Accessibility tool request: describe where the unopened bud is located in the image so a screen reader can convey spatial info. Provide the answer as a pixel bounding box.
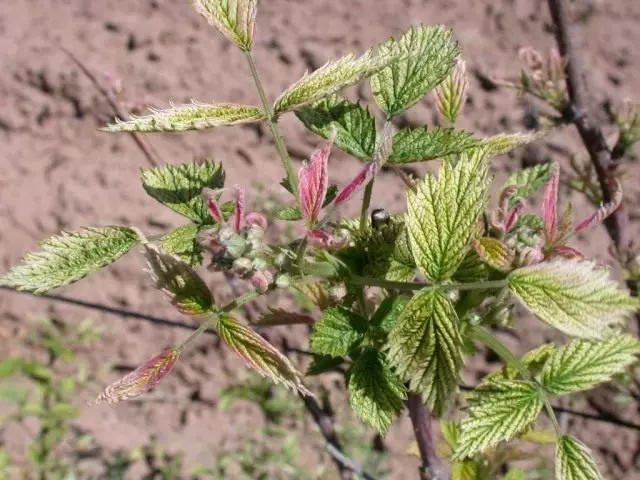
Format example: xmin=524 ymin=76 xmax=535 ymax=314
xmin=250 ymin=271 xmax=272 ymax=293
xmin=232 ymin=257 xmax=254 ymax=277
xmin=275 ymin=273 xmax=291 ymax=288
xmin=328 ymin=283 xmax=347 ymax=303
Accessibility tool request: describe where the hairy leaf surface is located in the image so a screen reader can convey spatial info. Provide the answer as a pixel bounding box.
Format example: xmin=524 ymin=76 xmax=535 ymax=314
xmin=387 ymin=289 xmax=462 ymax=414
xmin=193 ymin=0 xmax=257 ymax=50
xmin=503 ymin=163 xmax=556 ymax=207
xmin=1 ymin=227 xmax=138 ymax=294
xmin=388 ymin=127 xmax=478 ymax=164
xmin=104 ymin=103 xmax=265 ymax=132
xmin=371 ymin=25 xmax=459 ymax=117
xmin=508 ymin=259 xmax=639 ymax=339
xmin=348 ymin=348 xmax=407 ymax=434
xmin=406 ymin=148 xmax=489 ymax=281
xmin=555 ymin=436 xmax=603 ymax=480
xmin=295 ymin=95 xmax=376 ymax=159
xmin=455 ymin=380 xmax=543 ymax=459
xmin=218 ymin=314 xmax=310 ymax=395
xmin=141 ymin=160 xmax=225 ymax=223
xmin=541 ymin=335 xmax=640 ymax=394
xmin=310 ymin=307 xmax=368 ymax=357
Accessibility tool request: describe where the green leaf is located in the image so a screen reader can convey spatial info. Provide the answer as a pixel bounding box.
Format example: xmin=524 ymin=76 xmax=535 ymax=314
xmin=487 ymin=344 xmax=555 ymax=382
xmin=508 ymin=259 xmax=639 ymax=339
xmin=141 ymin=160 xmax=225 ymax=222
xmin=387 ymin=127 xmax=478 ymax=164
xmin=192 ymin=0 xmax=257 ymax=50
xmin=452 ymin=250 xmax=489 ymax=283
xmin=144 ymin=244 xmax=214 ymax=316
xmin=348 ymin=348 xmax=407 ymax=434
xmin=103 ymin=103 xmax=265 ymax=132
xmin=452 ymin=461 xmax=478 ymax=480
xmin=295 ymin=95 xmax=377 ymax=159
xmin=310 ymin=307 xmax=368 ymax=358
xmin=274 ymin=49 xmax=387 ymax=114
xmin=217 ymin=314 xmax=310 ymax=395
xmin=371 ymin=295 xmax=410 ymax=333
xmin=480 ymin=132 xmax=538 ymax=156
xmin=275 ymin=206 xmax=303 ymax=221
xmin=555 ymin=436 xmax=603 ymax=480
xmin=471 ymin=237 xmax=514 ymax=272
xmin=370 ymin=25 xmax=459 ymax=117
xmin=503 ymin=163 xmax=555 ymax=207
xmin=502 ymin=469 xmax=527 ymax=480
xmin=454 ymin=380 xmax=543 ymax=459
xmin=387 ymin=289 xmax=462 ymax=415
xmin=306 ymin=355 xmax=344 ymax=376
xmin=541 ymin=335 xmax=640 ymax=395
xmin=161 ymin=224 xmax=205 ymax=266
xmin=1 ymin=227 xmax=138 ymax=294
xmin=406 ymin=147 xmax=490 ymax=281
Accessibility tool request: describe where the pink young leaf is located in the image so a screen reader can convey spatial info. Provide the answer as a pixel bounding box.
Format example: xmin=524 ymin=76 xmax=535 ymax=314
xmin=202 ymin=188 xmax=224 ymax=224
xmin=334 ymin=162 xmax=380 ymax=207
xmin=542 ymin=164 xmax=560 ymax=244
xmin=232 ymin=185 xmax=246 ymax=233
xmin=245 ymin=212 xmax=268 ymax=230
xmin=504 ymin=201 xmax=523 ymax=233
xmin=552 ymin=245 xmax=584 ymax=259
xmin=298 ymin=140 xmax=331 ymax=225
xmin=519 ymin=247 xmax=545 ymax=266
xmin=95 ymin=349 xmax=179 ymax=405
xmin=499 ymin=185 xmax=520 ymax=219
xmin=574 ymin=179 xmax=623 ymax=233
xmin=307 ymin=229 xmax=347 ymax=249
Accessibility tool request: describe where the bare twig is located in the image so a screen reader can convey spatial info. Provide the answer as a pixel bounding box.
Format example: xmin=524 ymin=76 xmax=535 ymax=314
xmin=58 ymin=45 xmax=161 ymax=167
xmin=407 ymin=393 xmax=450 ymax=480
xmin=546 ymin=0 xmax=640 ymax=331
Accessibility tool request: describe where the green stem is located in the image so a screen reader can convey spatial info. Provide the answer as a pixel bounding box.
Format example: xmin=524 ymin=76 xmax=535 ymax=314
xmin=359 ymin=179 xmax=375 ymax=233
xmin=349 ymin=276 xmax=508 ymax=292
xmin=244 ymin=51 xmax=298 ymax=197
xmin=469 ymin=325 xmax=562 ymax=436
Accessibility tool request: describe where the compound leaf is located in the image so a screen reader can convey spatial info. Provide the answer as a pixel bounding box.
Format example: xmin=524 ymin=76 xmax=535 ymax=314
xmin=454 ymin=380 xmax=543 ymax=459
xmin=508 ymin=259 xmax=639 ymax=339
xmin=388 ymin=127 xmax=478 ymax=164
xmin=104 ymin=103 xmax=265 ymax=132
xmin=371 ymin=25 xmax=459 ymax=117
xmin=387 ymin=289 xmax=462 ymax=415
xmin=310 ymin=307 xmax=368 ymax=358
xmin=218 ymin=314 xmax=310 ymax=395
xmin=1 ymin=227 xmax=138 ymax=294
xmin=348 ymin=348 xmax=407 ymax=434
xmin=541 ymin=335 xmax=640 ymax=395
xmin=295 ymin=95 xmax=377 ymax=159
xmin=555 ymin=436 xmax=603 ymax=480
xmin=141 ymin=160 xmax=225 ymax=223
xmin=406 ymin=147 xmax=490 ymax=281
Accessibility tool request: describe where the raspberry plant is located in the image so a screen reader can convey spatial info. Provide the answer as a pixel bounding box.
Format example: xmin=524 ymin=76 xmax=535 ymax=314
xmin=2 ymin=1 xmax=639 ymax=478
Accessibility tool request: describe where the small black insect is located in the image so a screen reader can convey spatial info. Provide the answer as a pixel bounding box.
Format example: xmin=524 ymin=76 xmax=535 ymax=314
xmin=371 ymin=208 xmax=390 ymax=230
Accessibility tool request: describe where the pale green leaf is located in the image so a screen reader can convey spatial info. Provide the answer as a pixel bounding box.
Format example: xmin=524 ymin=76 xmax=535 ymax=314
xmin=103 ymin=103 xmax=265 ymax=132
xmin=541 ymin=335 xmax=640 ymax=395
xmin=487 ymin=344 xmax=555 ymax=382
xmin=144 ymin=244 xmax=213 ymax=316
xmin=388 ymin=127 xmax=478 ymax=164
xmin=452 ymin=461 xmax=478 ymax=480
xmin=480 ymin=132 xmax=538 ymax=156
xmin=406 ymin=147 xmax=490 ymax=281
xmin=348 ymin=348 xmax=407 ymax=434
xmin=161 ymin=224 xmax=204 ymax=266
xmin=193 ymin=0 xmax=257 ymax=50
xmin=217 ymin=314 xmax=310 ymax=395
xmin=370 ymin=25 xmax=459 ymax=117
xmin=295 ymin=95 xmax=376 ymax=159
xmin=275 ymin=206 xmax=303 ymax=221
xmin=387 ymin=289 xmax=462 ymax=415
xmin=454 ymin=380 xmax=543 ymax=459
xmin=452 ymin=250 xmax=489 ymax=283
xmin=371 ymin=295 xmax=410 ymax=334
xmin=141 ymin=160 xmax=225 ymax=222
xmin=472 ymin=237 xmax=515 ymax=272
xmin=310 ymin=307 xmax=368 ymax=358
xmin=555 ymin=436 xmax=603 ymax=480
xmin=274 ymin=50 xmax=387 ymax=114
xmin=1 ymin=227 xmax=138 ymax=294
xmin=504 ymin=163 xmax=555 ymax=207
xmin=435 ymin=59 xmax=468 ymax=123
xmin=503 ymin=469 xmax=527 ymax=480
xmin=508 ymin=259 xmax=639 ymax=339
